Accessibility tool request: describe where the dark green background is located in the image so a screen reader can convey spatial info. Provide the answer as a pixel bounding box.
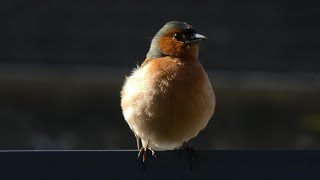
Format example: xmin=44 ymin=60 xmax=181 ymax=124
xmin=0 ymin=0 xmax=319 ymax=149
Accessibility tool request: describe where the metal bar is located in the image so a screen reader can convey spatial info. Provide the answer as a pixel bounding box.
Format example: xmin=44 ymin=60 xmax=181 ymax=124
xmin=0 ymin=150 xmax=319 ymax=179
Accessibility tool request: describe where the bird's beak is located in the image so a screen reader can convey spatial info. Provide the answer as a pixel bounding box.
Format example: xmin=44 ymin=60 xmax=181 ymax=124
xmin=187 ymin=33 xmax=207 ymax=44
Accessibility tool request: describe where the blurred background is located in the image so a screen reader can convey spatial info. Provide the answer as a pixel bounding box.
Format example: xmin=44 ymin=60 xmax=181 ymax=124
xmin=0 ymin=0 xmax=319 ymax=150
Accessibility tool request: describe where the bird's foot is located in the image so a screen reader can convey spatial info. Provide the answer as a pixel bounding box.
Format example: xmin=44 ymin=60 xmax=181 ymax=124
xmin=137 ymin=146 xmax=156 ymax=162
xmin=137 ymin=141 xmax=156 ymax=170
xmin=182 ymin=142 xmax=197 ymax=171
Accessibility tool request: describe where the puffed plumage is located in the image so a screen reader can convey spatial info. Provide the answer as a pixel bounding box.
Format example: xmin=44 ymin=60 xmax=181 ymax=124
xmin=121 ymin=21 xmax=215 ymax=151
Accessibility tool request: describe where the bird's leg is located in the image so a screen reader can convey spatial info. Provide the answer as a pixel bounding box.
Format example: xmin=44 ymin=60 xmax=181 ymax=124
xmin=137 ymin=140 xmax=156 ymax=162
xmin=182 ymin=141 xmax=197 ymax=171
xmin=135 ymin=134 xmax=142 ymax=150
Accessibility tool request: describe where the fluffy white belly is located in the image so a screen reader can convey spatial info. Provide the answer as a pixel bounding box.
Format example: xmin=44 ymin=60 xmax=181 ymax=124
xmin=121 ymin=60 xmax=215 ymax=150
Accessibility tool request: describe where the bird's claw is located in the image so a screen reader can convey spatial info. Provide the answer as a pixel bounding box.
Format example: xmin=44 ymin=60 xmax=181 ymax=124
xmin=137 ymin=143 xmax=156 ymax=171
xmin=183 ymin=142 xmax=197 ymax=171
xmin=137 ymin=147 xmax=156 ymax=162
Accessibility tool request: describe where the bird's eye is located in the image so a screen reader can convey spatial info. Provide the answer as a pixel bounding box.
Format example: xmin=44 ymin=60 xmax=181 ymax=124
xmin=173 ymin=33 xmax=185 ymax=41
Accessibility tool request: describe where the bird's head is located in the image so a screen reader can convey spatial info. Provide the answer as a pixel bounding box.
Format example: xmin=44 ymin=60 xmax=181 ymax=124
xmin=146 ymin=21 xmax=207 ymax=61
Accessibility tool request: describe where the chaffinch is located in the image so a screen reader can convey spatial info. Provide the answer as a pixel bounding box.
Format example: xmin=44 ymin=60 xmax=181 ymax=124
xmin=121 ymin=21 xmax=215 ymax=161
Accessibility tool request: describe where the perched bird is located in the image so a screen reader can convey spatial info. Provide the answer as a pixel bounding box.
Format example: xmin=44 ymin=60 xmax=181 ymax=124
xmin=121 ymin=21 xmax=215 ymax=160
